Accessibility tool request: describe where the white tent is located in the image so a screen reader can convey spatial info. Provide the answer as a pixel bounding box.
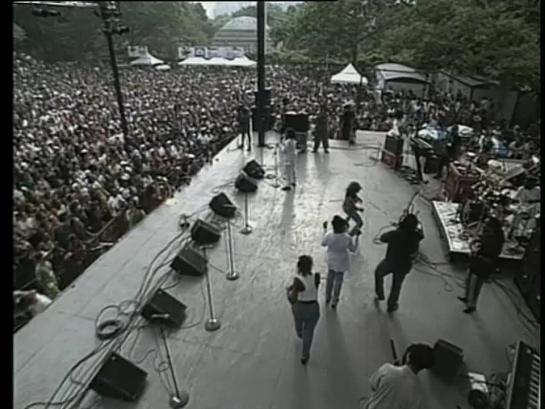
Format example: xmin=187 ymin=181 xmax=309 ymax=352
xmin=208 ymin=57 xmax=228 ymax=66
xmin=331 ymin=64 xmax=368 ymax=86
xmin=229 ymin=56 xmax=256 ymax=67
xmin=129 ymin=53 xmax=163 ymax=66
xmin=178 ymin=57 xmax=208 ymax=66
xmin=155 ymin=64 xmax=171 ymax=71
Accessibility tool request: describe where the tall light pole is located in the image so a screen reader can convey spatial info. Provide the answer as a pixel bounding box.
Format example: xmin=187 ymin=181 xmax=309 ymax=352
xmin=256 ymin=0 xmax=266 ymax=147
xmin=97 ymin=1 xmax=129 ymax=138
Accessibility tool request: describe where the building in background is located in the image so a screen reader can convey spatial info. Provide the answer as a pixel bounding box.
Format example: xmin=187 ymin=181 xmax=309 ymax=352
xmin=212 ymin=16 xmax=271 ymax=54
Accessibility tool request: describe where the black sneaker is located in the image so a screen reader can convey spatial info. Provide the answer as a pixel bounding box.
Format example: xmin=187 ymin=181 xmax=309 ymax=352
xmin=387 ymin=304 xmax=399 ymax=312
xmin=457 ymin=296 xmax=467 ymax=303
xmin=301 ymin=357 xmax=308 ymax=365
xmin=324 ymin=150 xmax=329 ymax=154
xmin=282 ymin=186 xmax=292 ymax=191
xmin=463 ymin=307 xmax=476 ymax=314
xmin=375 ymin=296 xmax=385 ymax=301
xmin=331 ymin=302 xmax=337 ymax=309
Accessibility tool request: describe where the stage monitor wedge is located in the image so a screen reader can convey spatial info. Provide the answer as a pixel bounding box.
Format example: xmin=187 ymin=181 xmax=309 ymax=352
xmin=235 ymin=173 xmax=257 ymax=193
xmin=90 ymin=352 xmax=147 ymax=402
xmin=209 ymin=193 xmax=237 ymax=219
xmin=171 ymin=245 xmax=208 ymax=276
xmin=141 ymin=289 xmax=187 ymax=328
xmin=190 ymin=219 xmax=221 ymax=246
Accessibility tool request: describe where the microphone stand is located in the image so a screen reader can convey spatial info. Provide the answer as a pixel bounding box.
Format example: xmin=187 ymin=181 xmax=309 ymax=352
xmin=240 ymin=193 xmax=253 ymax=235
xmin=202 ymin=247 xmax=221 ymax=331
xmin=271 ymin=143 xmax=281 ymax=188
xmin=225 ymin=219 xmax=239 ymax=280
xmin=159 ymin=325 xmax=190 ymax=408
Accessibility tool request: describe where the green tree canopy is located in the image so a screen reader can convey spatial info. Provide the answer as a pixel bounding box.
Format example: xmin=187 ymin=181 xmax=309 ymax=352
xmin=13 ymin=1 xmax=213 ymax=62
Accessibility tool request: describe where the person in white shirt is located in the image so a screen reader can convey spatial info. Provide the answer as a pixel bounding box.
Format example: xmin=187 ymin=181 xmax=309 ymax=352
xmin=321 ymin=215 xmax=357 ymax=308
xmin=286 ymin=255 xmax=320 ymax=364
xmin=281 ymin=128 xmax=298 ymax=191
xmin=360 ymin=343 xmax=434 ymax=409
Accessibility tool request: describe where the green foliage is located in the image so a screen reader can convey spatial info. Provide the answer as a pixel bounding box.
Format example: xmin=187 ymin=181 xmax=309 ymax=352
xmin=14 ymin=1 xmax=214 ymax=62
xmin=279 ymin=0 xmax=540 ymax=90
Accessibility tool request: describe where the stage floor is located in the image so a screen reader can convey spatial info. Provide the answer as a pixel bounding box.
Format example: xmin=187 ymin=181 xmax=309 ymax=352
xmin=14 ymin=132 xmax=539 ymax=409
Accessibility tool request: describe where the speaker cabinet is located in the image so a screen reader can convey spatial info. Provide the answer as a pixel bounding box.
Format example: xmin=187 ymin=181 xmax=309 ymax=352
xmin=251 ymin=107 xmax=273 ymax=131
xmin=141 ymin=289 xmax=187 ymax=327
xmin=254 ymin=88 xmax=271 ymax=106
xmin=285 ymin=113 xmax=309 ymax=133
xmin=243 ymin=160 xmax=265 ymax=179
xmin=190 ymin=219 xmax=221 ymax=246
xmin=170 ymin=245 xmax=208 ymax=276
xmin=235 ymin=173 xmax=257 ymax=193
xmin=90 ymin=352 xmax=147 ymax=402
xmin=209 ymin=193 xmax=236 ymax=219
xmin=432 ymin=339 xmax=464 ymax=379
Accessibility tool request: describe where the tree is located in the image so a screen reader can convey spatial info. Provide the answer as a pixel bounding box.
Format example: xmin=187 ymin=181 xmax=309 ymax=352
xmin=13 ymin=1 xmax=214 ymax=62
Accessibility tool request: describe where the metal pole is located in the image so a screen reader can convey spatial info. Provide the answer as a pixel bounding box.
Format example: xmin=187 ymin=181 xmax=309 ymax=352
xmin=225 ymin=220 xmax=239 ymax=280
xmin=240 ymin=193 xmax=253 ymax=235
xmin=203 ymin=247 xmax=220 ymax=331
xmin=160 ymin=326 xmax=190 ymax=408
xmin=272 ymin=144 xmax=280 ymax=188
xmin=256 ymin=0 xmax=266 ymax=147
xmin=98 ymin=2 xmax=129 ymax=138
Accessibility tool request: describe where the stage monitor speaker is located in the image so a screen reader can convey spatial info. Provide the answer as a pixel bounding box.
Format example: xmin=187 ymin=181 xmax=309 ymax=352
xmin=209 ymin=193 xmax=237 ymax=219
xmin=90 ymin=352 xmax=147 ymax=402
xmin=432 ymin=339 xmax=464 ymax=379
xmin=235 ymin=173 xmax=257 ymax=193
xmin=190 ymin=219 xmax=221 ymax=246
xmin=170 ymin=245 xmax=208 ymax=276
xmin=141 ymin=289 xmax=187 ymax=327
xmin=243 ymin=160 xmax=265 ymax=180
xmin=285 ymin=113 xmax=309 ymax=133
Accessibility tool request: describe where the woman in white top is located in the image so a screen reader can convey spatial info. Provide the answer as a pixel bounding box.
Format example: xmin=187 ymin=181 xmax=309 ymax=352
xmin=287 ymin=255 xmax=320 ymax=364
xmin=322 ymin=215 xmax=357 ymax=308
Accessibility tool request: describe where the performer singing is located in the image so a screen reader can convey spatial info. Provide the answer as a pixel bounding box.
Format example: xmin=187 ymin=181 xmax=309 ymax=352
xmin=360 ymin=343 xmax=435 ymax=409
xmin=312 ymin=104 xmax=330 ymax=153
xmin=343 ymin=181 xmax=365 ymax=237
xmin=236 ymin=105 xmax=251 ymax=151
xmin=281 ymin=128 xmax=297 ymax=191
xmin=458 ymin=217 xmax=504 ymax=313
xmin=321 ymin=216 xmax=357 ymax=309
xmin=374 ymin=214 xmax=424 ymax=312
xmin=286 ymin=255 xmax=320 ymax=365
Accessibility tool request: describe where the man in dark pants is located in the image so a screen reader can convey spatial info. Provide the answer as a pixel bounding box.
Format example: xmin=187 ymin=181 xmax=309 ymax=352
xmin=313 ymin=104 xmax=329 ymax=153
xmin=236 ymin=105 xmax=251 ymax=151
xmin=374 ymin=214 xmax=424 ymax=312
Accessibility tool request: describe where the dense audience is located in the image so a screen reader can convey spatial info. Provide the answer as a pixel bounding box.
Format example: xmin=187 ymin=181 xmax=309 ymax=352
xmin=13 ymin=53 xmax=539 ymax=329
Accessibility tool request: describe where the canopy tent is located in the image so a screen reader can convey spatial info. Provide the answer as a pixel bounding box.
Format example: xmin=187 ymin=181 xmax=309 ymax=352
xmin=178 ymin=56 xmax=257 ymax=67
xmin=178 ymin=57 xmax=208 ymax=66
xmin=129 ymin=53 xmax=163 ymax=66
xmin=331 ymin=64 xmax=368 ymax=86
xmin=155 ymin=64 xmax=171 ymax=71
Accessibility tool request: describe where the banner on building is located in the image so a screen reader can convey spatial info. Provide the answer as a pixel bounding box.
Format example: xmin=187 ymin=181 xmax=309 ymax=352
xmin=128 ymin=46 xmax=148 ymax=58
xmin=180 ymin=46 xmax=245 ymax=60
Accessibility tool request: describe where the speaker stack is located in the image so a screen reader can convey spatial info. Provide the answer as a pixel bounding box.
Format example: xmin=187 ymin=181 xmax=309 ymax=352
xmin=284 ymin=112 xmax=310 ymax=133
xmin=515 ymin=224 xmax=540 ymax=320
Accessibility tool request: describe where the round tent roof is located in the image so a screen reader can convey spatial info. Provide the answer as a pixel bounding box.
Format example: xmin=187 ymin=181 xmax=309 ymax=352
xmin=220 ymin=16 xmax=269 ymax=31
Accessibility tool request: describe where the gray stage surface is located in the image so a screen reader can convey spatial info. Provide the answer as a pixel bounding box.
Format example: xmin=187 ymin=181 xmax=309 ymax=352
xmin=14 ymin=131 xmax=539 ymax=409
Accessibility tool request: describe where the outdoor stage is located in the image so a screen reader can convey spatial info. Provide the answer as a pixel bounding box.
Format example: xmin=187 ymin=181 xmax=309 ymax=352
xmin=14 ymin=131 xmax=539 ymax=409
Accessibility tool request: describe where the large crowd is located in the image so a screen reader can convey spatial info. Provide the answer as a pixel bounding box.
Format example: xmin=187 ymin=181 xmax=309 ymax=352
xmin=13 ymin=53 xmax=539 ymax=328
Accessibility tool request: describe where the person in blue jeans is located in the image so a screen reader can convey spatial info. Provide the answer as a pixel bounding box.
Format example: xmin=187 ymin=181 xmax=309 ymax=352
xmin=374 ymin=214 xmax=424 ymax=312
xmin=287 ymin=255 xmax=320 ymax=364
xmin=343 ymin=181 xmax=365 ymax=238
xmin=321 ymin=215 xmax=357 ymax=308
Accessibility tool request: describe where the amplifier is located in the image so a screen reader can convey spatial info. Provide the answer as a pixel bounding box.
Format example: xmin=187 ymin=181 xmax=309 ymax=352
xmin=170 ymin=245 xmax=208 ymax=276
xmin=285 ymin=112 xmax=309 ymax=133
